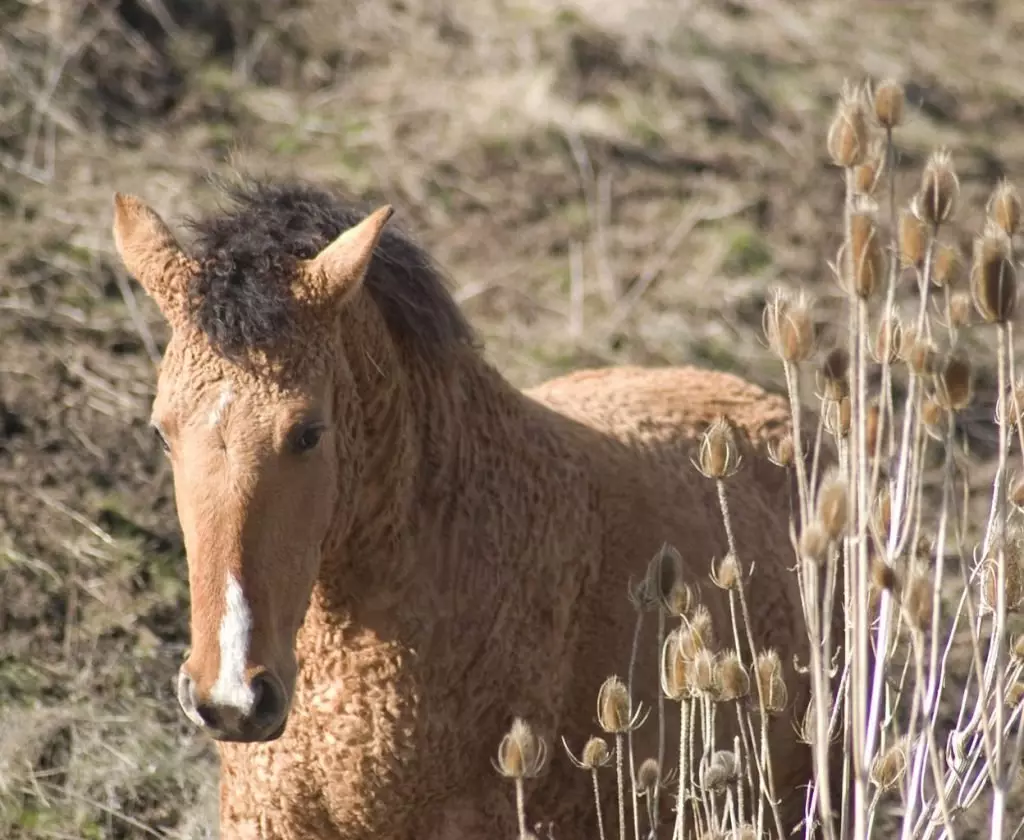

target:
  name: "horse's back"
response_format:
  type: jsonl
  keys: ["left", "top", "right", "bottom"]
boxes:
{"left": 525, "top": 364, "right": 816, "bottom": 836}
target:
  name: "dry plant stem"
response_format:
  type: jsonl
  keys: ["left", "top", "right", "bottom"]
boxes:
{"left": 784, "top": 362, "right": 813, "bottom": 521}
{"left": 626, "top": 614, "right": 644, "bottom": 840}
{"left": 803, "top": 554, "right": 837, "bottom": 840}
{"left": 515, "top": 778, "right": 527, "bottom": 840}
{"left": 615, "top": 733, "right": 627, "bottom": 840}
{"left": 990, "top": 325, "right": 1011, "bottom": 839}
{"left": 715, "top": 481, "right": 786, "bottom": 840}
{"left": 869, "top": 123, "right": 901, "bottom": 503}
{"left": 727, "top": 593, "right": 759, "bottom": 801}
{"left": 656, "top": 608, "right": 667, "bottom": 826}
{"left": 673, "top": 700, "right": 689, "bottom": 840}
{"left": 592, "top": 769, "right": 607, "bottom": 840}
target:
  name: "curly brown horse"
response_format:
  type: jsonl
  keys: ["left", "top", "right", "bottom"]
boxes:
{"left": 112, "top": 179, "right": 824, "bottom": 840}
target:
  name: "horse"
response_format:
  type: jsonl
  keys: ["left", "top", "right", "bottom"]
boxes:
{"left": 111, "top": 178, "right": 820, "bottom": 840}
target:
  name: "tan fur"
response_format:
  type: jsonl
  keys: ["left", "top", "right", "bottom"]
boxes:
{"left": 113, "top": 196, "right": 830, "bottom": 840}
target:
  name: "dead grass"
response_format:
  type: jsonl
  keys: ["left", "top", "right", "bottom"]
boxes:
{"left": 5, "top": 0, "right": 1024, "bottom": 836}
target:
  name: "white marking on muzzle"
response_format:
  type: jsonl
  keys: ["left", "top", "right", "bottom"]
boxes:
{"left": 209, "top": 572, "right": 255, "bottom": 713}
{"left": 208, "top": 385, "right": 234, "bottom": 428}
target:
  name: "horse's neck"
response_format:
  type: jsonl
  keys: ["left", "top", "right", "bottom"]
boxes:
{"left": 313, "top": 312, "right": 552, "bottom": 631}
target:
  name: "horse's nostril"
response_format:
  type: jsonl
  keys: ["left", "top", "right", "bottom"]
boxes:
{"left": 250, "top": 673, "right": 282, "bottom": 726}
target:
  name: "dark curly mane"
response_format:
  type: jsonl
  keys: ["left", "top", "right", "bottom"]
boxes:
{"left": 181, "top": 178, "right": 475, "bottom": 358}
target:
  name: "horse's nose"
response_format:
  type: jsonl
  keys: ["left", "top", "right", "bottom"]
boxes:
{"left": 177, "top": 666, "right": 287, "bottom": 742}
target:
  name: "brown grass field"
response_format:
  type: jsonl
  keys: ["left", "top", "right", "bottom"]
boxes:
{"left": 5, "top": 0, "right": 1024, "bottom": 837}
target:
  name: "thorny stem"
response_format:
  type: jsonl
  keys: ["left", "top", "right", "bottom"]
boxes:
{"left": 784, "top": 361, "right": 813, "bottom": 523}
{"left": 515, "top": 778, "right": 527, "bottom": 840}
{"left": 672, "top": 702, "right": 686, "bottom": 840}
{"left": 656, "top": 608, "right": 666, "bottom": 829}
{"left": 592, "top": 769, "right": 607, "bottom": 840}
{"left": 627, "top": 612, "right": 644, "bottom": 840}
{"left": 615, "top": 733, "right": 627, "bottom": 840}
{"left": 990, "top": 325, "right": 1011, "bottom": 839}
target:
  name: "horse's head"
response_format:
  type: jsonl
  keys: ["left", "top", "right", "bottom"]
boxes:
{"left": 112, "top": 189, "right": 393, "bottom": 743}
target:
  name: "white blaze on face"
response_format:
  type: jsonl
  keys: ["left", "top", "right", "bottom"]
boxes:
{"left": 208, "top": 384, "right": 234, "bottom": 428}
{"left": 209, "top": 572, "right": 255, "bottom": 713}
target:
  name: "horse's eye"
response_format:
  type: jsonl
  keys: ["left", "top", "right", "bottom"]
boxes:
{"left": 290, "top": 423, "right": 325, "bottom": 454}
{"left": 153, "top": 425, "right": 170, "bottom": 454}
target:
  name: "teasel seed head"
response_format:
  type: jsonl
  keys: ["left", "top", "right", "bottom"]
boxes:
{"left": 815, "top": 469, "right": 849, "bottom": 541}
{"left": 754, "top": 650, "right": 788, "bottom": 714}
{"left": 873, "top": 79, "right": 905, "bottom": 128}
{"left": 916, "top": 148, "right": 959, "bottom": 227}
{"left": 1010, "top": 471, "right": 1024, "bottom": 513}
{"left": 701, "top": 750, "right": 740, "bottom": 792}
{"left": 1006, "top": 683, "right": 1024, "bottom": 709}
{"left": 827, "top": 81, "right": 871, "bottom": 168}
{"left": 799, "top": 523, "right": 829, "bottom": 566}
{"left": 824, "top": 396, "right": 851, "bottom": 440}
{"left": 495, "top": 717, "right": 547, "bottom": 779}
{"left": 580, "top": 736, "right": 611, "bottom": 769}
{"left": 971, "top": 219, "right": 1017, "bottom": 323}
{"left": 870, "top": 737, "right": 909, "bottom": 791}
{"left": 763, "top": 288, "right": 815, "bottom": 363}
{"left": 690, "top": 648, "right": 720, "bottom": 698}
{"left": 933, "top": 352, "right": 972, "bottom": 412}
{"left": 903, "top": 571, "right": 933, "bottom": 632}
{"left": 767, "top": 434, "right": 795, "bottom": 468}
{"left": 933, "top": 243, "right": 962, "bottom": 288}
{"left": 920, "top": 394, "right": 946, "bottom": 442}
{"left": 680, "top": 605, "right": 716, "bottom": 658}
{"left": 849, "top": 200, "right": 886, "bottom": 299}
{"left": 820, "top": 347, "right": 850, "bottom": 399}
{"left": 854, "top": 157, "right": 882, "bottom": 196}
{"left": 648, "top": 543, "right": 683, "bottom": 607}
{"left": 636, "top": 757, "right": 661, "bottom": 795}
{"left": 899, "top": 209, "right": 928, "bottom": 270}
{"left": 865, "top": 397, "right": 880, "bottom": 457}
{"left": 995, "top": 380, "right": 1024, "bottom": 430}
{"left": 949, "top": 290, "right": 973, "bottom": 328}
{"left": 695, "top": 415, "right": 743, "bottom": 479}
{"left": 873, "top": 315, "right": 903, "bottom": 364}
{"left": 1012, "top": 633, "right": 1024, "bottom": 663}
{"left": 906, "top": 335, "right": 937, "bottom": 377}
{"left": 710, "top": 552, "right": 741, "bottom": 590}
{"left": 661, "top": 628, "right": 692, "bottom": 701}
{"left": 596, "top": 676, "right": 632, "bottom": 734}
{"left": 716, "top": 650, "right": 751, "bottom": 701}
{"left": 988, "top": 179, "right": 1022, "bottom": 237}
{"left": 871, "top": 556, "right": 899, "bottom": 594}
{"left": 980, "top": 534, "right": 1024, "bottom": 615}
{"left": 662, "top": 579, "right": 695, "bottom": 619}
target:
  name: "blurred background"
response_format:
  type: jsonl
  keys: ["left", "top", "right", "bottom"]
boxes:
{"left": 2, "top": 0, "right": 1024, "bottom": 836}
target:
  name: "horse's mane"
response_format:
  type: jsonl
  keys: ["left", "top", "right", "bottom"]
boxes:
{"left": 181, "top": 177, "right": 476, "bottom": 359}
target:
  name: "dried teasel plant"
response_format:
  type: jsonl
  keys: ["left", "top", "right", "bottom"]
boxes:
{"left": 762, "top": 288, "right": 815, "bottom": 364}
{"left": 916, "top": 148, "right": 959, "bottom": 227}
{"left": 827, "top": 80, "right": 871, "bottom": 168}
{"left": 694, "top": 416, "right": 743, "bottom": 480}
{"left": 971, "top": 219, "right": 1018, "bottom": 323}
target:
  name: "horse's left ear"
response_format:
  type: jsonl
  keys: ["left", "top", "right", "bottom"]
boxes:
{"left": 298, "top": 205, "right": 394, "bottom": 311}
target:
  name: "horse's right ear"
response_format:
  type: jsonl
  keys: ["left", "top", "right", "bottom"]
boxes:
{"left": 297, "top": 205, "right": 394, "bottom": 313}
{"left": 112, "top": 193, "right": 194, "bottom": 326}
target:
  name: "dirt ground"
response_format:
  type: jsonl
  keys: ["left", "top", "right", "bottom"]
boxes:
{"left": 3, "top": 0, "right": 1024, "bottom": 837}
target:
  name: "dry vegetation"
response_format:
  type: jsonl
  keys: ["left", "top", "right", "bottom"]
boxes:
{"left": 4, "top": 0, "right": 1024, "bottom": 837}
{"left": 498, "top": 77, "right": 1024, "bottom": 840}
